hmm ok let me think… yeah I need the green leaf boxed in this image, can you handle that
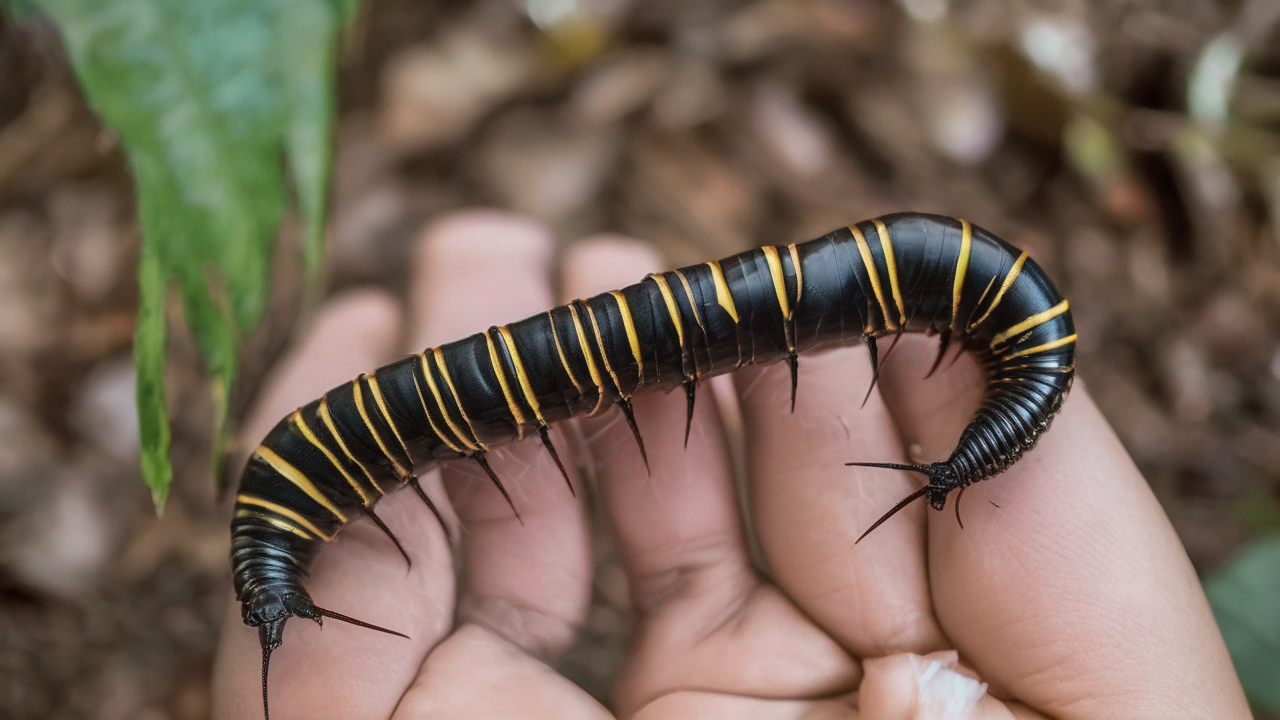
[1205,534,1280,713]
[326,0,360,29]
[275,0,340,293]
[2,0,33,19]
[134,244,171,514]
[34,0,355,510]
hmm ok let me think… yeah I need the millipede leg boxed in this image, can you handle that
[539,425,575,497]
[683,380,696,448]
[409,477,451,542]
[617,397,650,475]
[925,329,952,379]
[786,353,799,413]
[862,335,880,408]
[365,508,412,569]
[472,452,522,524]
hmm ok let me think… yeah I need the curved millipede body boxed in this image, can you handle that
[231,213,1076,718]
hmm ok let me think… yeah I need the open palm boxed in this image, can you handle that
[213,211,1249,719]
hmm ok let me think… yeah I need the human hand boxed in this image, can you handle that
[213,211,1251,719]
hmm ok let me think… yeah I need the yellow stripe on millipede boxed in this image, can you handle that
[950,219,973,330]
[647,274,685,348]
[412,354,466,454]
[249,448,348,526]
[672,269,705,378]
[608,291,644,385]
[704,261,739,323]
[704,261,744,366]
[498,325,545,426]
[432,348,488,451]
[1002,333,1077,360]
[420,352,478,452]
[237,494,334,541]
[999,362,1075,374]
[970,251,1028,332]
[850,224,895,332]
[290,410,372,506]
[991,300,1070,347]
[872,219,905,327]
[353,377,410,478]
[568,303,608,416]
[673,270,705,333]
[368,371,412,462]
[317,398,383,498]
[235,508,313,540]
[585,299,627,398]
[485,329,529,439]
[547,311,586,395]
[761,246,790,320]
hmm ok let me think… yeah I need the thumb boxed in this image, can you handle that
[858,651,1039,720]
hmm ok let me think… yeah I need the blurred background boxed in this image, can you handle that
[2,0,1280,717]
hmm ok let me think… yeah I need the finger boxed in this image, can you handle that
[392,625,612,719]
[877,336,1251,716]
[231,290,403,459]
[402,211,592,664]
[733,342,948,658]
[561,239,748,611]
[632,691,855,719]
[730,344,931,664]
[562,240,857,715]
[214,290,456,720]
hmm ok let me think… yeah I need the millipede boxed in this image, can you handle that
[230,212,1076,718]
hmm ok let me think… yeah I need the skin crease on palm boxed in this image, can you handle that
[211,211,1252,720]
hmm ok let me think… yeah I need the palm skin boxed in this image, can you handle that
[213,211,1250,720]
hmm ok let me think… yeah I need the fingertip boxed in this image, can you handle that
[859,651,990,720]
[408,210,555,347]
[560,237,665,298]
[312,288,404,351]
[236,288,403,456]
[858,654,922,719]
[415,209,555,269]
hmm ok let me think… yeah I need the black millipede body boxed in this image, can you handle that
[231,212,1076,718]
